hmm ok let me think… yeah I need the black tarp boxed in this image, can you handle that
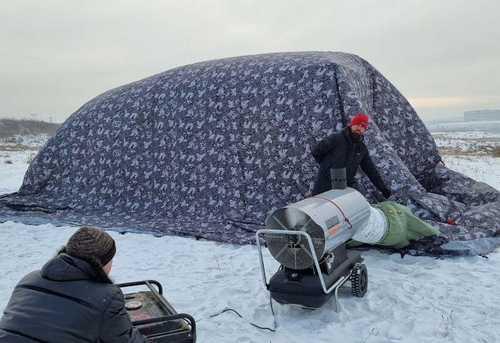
[1,52,499,255]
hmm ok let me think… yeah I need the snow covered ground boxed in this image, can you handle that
[432,131,500,155]
[1,143,500,342]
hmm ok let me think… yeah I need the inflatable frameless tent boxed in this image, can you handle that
[0,51,499,256]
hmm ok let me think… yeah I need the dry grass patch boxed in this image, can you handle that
[493,147,500,158]
[0,144,38,151]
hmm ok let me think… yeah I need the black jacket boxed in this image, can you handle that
[0,254,145,343]
[311,127,390,196]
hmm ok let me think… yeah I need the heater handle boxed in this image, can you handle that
[116,280,163,295]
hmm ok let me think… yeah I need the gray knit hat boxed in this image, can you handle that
[66,227,116,266]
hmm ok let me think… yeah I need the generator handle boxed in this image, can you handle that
[116,280,163,295]
[256,229,347,294]
[133,313,196,342]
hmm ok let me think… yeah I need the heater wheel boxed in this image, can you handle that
[350,263,368,297]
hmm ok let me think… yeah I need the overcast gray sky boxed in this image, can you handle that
[1,0,499,122]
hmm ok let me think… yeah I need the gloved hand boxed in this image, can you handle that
[381,187,391,199]
[374,188,391,202]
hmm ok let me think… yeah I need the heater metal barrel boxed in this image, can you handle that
[264,188,371,269]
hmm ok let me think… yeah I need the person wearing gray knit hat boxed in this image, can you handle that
[0,226,145,342]
[66,227,117,273]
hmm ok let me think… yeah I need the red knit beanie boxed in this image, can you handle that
[350,113,370,128]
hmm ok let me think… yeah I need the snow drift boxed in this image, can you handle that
[0,51,499,255]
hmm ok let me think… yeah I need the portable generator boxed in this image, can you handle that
[118,280,196,343]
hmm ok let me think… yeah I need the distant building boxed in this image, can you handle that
[464,109,500,121]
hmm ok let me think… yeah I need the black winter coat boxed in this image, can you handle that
[0,254,145,343]
[311,127,390,196]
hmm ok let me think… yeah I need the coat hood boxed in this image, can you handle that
[41,253,111,283]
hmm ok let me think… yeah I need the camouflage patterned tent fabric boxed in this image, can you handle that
[1,52,499,256]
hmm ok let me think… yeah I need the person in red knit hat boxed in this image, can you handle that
[311,113,391,198]
[350,113,370,128]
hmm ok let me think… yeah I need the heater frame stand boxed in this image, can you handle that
[256,229,352,312]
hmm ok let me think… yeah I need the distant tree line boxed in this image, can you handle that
[464,110,500,121]
[0,119,60,139]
